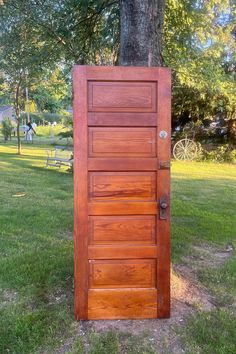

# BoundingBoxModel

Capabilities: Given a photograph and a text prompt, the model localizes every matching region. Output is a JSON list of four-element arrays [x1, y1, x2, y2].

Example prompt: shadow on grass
[[0, 150, 72, 178]]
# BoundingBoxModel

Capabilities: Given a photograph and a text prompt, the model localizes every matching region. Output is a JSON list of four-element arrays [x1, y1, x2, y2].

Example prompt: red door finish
[[73, 66, 171, 320]]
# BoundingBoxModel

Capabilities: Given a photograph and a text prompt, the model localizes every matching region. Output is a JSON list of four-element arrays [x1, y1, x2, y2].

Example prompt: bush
[[1, 118, 14, 141], [197, 144, 236, 163], [20, 112, 70, 125], [60, 114, 73, 127], [35, 124, 67, 137]]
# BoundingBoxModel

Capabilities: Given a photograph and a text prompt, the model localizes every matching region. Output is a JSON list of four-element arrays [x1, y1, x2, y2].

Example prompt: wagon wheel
[[173, 138, 198, 161]]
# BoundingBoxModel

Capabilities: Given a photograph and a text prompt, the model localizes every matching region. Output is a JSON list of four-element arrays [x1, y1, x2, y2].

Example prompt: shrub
[[197, 144, 236, 163], [1, 118, 14, 141]]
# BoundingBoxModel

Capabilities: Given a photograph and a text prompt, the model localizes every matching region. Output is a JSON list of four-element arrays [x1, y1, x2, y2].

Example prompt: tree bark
[[227, 116, 236, 141], [15, 107, 21, 155], [119, 0, 166, 66], [15, 84, 21, 155]]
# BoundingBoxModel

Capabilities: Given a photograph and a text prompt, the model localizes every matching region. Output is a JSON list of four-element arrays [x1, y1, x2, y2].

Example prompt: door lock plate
[[159, 197, 168, 220]]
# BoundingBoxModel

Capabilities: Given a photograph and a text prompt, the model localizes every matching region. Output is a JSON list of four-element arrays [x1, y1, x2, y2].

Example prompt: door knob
[[160, 201, 168, 209], [159, 197, 168, 220]]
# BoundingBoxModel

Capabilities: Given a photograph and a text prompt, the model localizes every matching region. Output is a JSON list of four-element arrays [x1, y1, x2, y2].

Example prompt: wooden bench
[[45, 146, 73, 169]]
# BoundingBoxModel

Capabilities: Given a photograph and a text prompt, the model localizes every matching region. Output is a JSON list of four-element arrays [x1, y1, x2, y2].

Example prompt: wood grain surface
[[73, 66, 88, 320], [88, 81, 156, 112], [89, 127, 156, 157], [88, 158, 158, 171], [73, 66, 171, 320], [89, 172, 156, 201], [88, 289, 157, 319], [88, 112, 157, 126], [89, 259, 156, 288], [88, 201, 157, 215], [89, 215, 156, 244], [88, 245, 157, 259]]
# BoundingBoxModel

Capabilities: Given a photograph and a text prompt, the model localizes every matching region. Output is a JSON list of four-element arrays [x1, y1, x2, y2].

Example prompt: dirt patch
[[0, 290, 18, 308], [172, 265, 214, 311], [53, 321, 92, 354], [185, 243, 233, 269], [47, 289, 69, 306], [53, 244, 233, 354], [57, 230, 73, 240]]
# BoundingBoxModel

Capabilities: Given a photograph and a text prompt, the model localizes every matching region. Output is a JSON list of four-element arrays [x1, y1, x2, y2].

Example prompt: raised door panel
[[88, 81, 157, 112], [89, 128, 156, 157], [89, 172, 156, 201], [89, 215, 156, 244], [88, 289, 157, 319], [89, 260, 156, 288]]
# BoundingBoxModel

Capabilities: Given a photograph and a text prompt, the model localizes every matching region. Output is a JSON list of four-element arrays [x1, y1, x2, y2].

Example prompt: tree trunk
[[119, 0, 166, 66], [15, 84, 21, 155], [15, 107, 21, 155], [227, 117, 236, 141]]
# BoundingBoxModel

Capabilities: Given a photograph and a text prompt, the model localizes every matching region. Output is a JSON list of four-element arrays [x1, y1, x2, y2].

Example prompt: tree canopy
[[164, 0, 236, 132], [0, 0, 235, 138]]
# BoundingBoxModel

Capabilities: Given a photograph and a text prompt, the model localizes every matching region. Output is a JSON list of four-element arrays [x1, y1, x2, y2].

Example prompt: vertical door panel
[[73, 66, 171, 320]]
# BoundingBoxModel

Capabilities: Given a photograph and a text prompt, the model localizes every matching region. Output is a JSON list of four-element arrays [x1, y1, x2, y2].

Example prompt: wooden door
[[73, 66, 171, 320]]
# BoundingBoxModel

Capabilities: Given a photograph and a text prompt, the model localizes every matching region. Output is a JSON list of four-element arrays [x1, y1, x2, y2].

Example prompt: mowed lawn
[[0, 142, 236, 354]]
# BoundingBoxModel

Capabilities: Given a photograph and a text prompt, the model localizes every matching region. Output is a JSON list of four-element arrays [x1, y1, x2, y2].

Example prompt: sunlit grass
[[171, 160, 236, 260], [181, 309, 236, 354], [0, 143, 235, 353], [0, 143, 74, 353]]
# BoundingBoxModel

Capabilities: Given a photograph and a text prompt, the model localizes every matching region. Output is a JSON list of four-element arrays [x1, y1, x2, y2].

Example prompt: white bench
[[45, 146, 73, 169]]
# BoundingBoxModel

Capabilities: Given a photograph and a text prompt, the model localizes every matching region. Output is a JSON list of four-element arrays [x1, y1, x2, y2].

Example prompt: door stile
[[73, 66, 89, 319], [156, 68, 171, 318]]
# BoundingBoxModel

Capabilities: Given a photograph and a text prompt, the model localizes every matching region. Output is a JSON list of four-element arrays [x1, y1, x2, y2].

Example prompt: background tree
[[164, 0, 236, 138], [119, 0, 166, 66], [1, 0, 119, 65], [1, 0, 235, 140], [31, 68, 71, 113], [0, 3, 59, 153]]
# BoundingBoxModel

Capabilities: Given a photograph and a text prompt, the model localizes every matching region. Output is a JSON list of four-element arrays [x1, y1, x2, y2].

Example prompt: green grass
[[0, 125, 72, 146], [69, 332, 156, 354], [0, 142, 235, 353], [171, 161, 236, 261], [198, 254, 236, 306], [181, 309, 236, 354], [0, 143, 74, 353]]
